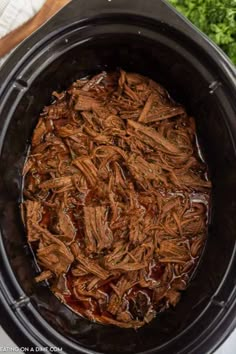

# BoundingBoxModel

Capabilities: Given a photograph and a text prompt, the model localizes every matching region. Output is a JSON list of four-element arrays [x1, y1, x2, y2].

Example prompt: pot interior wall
[[1, 33, 236, 353]]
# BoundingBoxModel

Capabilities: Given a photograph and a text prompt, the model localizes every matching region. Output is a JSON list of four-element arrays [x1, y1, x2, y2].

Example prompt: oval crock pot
[[0, 0, 236, 353]]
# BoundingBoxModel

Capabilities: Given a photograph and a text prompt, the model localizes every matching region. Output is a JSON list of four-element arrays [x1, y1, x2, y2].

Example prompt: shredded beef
[[23, 70, 211, 329]]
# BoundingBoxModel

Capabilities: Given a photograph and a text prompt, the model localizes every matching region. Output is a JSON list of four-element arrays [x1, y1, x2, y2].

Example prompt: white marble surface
[[0, 325, 235, 353], [0, 0, 46, 67]]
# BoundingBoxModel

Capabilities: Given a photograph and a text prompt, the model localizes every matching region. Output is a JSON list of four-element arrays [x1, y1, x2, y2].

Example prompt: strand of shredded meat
[[22, 70, 211, 329]]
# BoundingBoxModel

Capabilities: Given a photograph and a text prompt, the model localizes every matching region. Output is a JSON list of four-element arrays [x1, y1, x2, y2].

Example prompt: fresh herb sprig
[[169, 0, 236, 64]]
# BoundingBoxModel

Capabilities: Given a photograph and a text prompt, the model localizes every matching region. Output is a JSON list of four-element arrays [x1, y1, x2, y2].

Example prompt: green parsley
[[168, 0, 236, 64]]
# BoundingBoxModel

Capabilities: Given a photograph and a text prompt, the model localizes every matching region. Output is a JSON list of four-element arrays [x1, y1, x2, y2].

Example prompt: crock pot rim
[[0, 1, 236, 353]]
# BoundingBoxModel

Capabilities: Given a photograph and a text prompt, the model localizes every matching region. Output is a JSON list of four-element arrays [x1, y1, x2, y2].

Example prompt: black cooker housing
[[0, 0, 236, 353]]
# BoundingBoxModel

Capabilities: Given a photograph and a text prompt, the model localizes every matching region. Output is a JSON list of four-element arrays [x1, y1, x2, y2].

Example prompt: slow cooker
[[0, 0, 236, 353]]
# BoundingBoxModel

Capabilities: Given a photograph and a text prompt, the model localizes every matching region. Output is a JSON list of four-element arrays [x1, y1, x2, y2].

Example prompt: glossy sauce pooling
[[22, 70, 211, 328]]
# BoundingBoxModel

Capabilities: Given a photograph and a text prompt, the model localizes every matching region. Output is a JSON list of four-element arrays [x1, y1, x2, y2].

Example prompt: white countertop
[[1, 325, 236, 353]]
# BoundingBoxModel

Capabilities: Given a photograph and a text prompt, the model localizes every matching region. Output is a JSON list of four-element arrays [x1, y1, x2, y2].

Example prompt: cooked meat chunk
[[37, 243, 72, 275], [158, 239, 191, 263], [35, 270, 53, 283], [57, 208, 76, 243], [127, 120, 181, 155], [24, 200, 43, 242], [84, 206, 113, 253]]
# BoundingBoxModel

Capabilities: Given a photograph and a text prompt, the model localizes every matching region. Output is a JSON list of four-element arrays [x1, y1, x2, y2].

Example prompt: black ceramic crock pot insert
[[0, 0, 236, 353]]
